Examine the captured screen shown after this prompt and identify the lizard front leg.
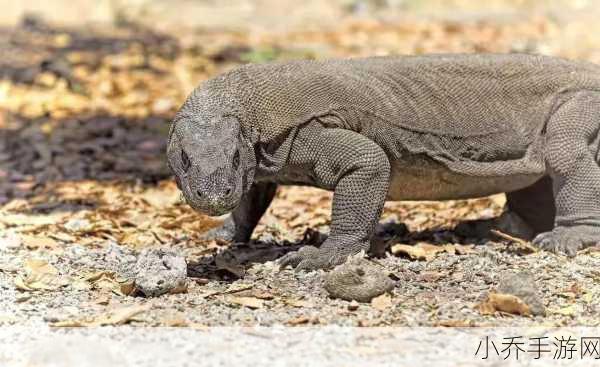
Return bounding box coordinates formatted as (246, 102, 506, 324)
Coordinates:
(279, 122, 391, 271)
(201, 182, 277, 242)
(533, 92, 600, 256)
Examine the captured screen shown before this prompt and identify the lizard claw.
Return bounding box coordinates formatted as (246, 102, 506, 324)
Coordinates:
(278, 246, 321, 271)
(532, 226, 600, 257)
(278, 245, 340, 272)
(278, 250, 307, 269)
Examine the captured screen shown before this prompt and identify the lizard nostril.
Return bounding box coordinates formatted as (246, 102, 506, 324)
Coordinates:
(224, 187, 232, 197)
(196, 190, 204, 198)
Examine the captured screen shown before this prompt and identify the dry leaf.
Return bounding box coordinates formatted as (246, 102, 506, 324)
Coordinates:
(84, 271, 135, 296)
(476, 292, 531, 316)
(391, 243, 446, 261)
(51, 305, 149, 327)
(140, 188, 180, 208)
(120, 231, 158, 248)
(0, 213, 64, 227)
(490, 230, 538, 255)
(15, 258, 67, 291)
(21, 235, 60, 251)
(161, 312, 188, 327)
(286, 316, 310, 325)
(94, 294, 111, 305)
(551, 305, 576, 316)
(284, 298, 314, 308)
(371, 293, 392, 311)
(235, 289, 275, 300)
(435, 319, 475, 327)
(454, 244, 476, 255)
(228, 296, 264, 309)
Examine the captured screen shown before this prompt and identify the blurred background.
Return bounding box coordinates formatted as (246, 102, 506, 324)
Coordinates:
(2, 0, 600, 247)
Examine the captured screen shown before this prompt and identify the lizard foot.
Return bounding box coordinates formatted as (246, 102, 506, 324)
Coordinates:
(532, 226, 600, 257)
(278, 243, 360, 272)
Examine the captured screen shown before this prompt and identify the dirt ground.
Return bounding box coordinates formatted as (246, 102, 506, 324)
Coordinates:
(1, 5, 600, 329)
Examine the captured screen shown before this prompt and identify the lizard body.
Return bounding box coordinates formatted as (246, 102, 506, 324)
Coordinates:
(167, 53, 600, 270)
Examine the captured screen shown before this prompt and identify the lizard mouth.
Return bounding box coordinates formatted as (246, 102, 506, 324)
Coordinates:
(181, 190, 238, 217)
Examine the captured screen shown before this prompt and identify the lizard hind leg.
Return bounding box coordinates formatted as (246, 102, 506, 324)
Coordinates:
(454, 177, 554, 241)
(504, 175, 555, 238)
(532, 91, 600, 256)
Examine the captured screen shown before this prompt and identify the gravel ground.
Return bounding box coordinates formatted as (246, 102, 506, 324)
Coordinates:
(2, 198, 599, 329)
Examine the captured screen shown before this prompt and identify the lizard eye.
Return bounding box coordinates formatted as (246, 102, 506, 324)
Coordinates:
(232, 149, 240, 170)
(181, 149, 191, 172)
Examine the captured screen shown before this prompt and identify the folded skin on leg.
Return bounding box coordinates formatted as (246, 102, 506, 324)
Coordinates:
(278, 122, 391, 271)
(532, 92, 600, 256)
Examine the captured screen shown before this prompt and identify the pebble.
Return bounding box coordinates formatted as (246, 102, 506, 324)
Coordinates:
(497, 270, 546, 316)
(347, 300, 360, 311)
(134, 248, 188, 297)
(324, 256, 395, 303)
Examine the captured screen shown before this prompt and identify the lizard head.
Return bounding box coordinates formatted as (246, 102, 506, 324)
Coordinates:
(167, 112, 256, 217)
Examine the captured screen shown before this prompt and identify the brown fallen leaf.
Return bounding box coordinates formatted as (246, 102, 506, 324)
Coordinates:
(0, 213, 65, 227)
(94, 294, 111, 306)
(227, 296, 264, 309)
(550, 304, 577, 316)
(490, 230, 538, 255)
(435, 319, 476, 327)
(371, 293, 392, 311)
(284, 298, 315, 308)
(286, 316, 311, 325)
(476, 292, 531, 316)
(201, 284, 254, 298)
(15, 258, 67, 291)
(236, 289, 275, 300)
(51, 305, 149, 327)
(140, 188, 180, 208)
(84, 271, 135, 296)
(454, 244, 476, 255)
(20, 235, 60, 251)
(161, 312, 188, 327)
(391, 243, 446, 261)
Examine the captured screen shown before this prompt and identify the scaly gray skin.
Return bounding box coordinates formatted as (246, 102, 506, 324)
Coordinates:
(167, 53, 600, 271)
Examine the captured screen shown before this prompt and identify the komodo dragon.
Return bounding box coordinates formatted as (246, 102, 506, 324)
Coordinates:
(167, 53, 600, 271)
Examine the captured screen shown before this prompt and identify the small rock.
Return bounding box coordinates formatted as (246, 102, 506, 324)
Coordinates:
(134, 248, 188, 297)
(43, 311, 67, 323)
(497, 271, 546, 316)
(104, 242, 137, 278)
(324, 255, 395, 302)
(347, 300, 359, 311)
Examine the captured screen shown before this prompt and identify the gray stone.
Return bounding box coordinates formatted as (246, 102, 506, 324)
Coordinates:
(324, 256, 395, 302)
(497, 270, 546, 316)
(134, 248, 187, 297)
